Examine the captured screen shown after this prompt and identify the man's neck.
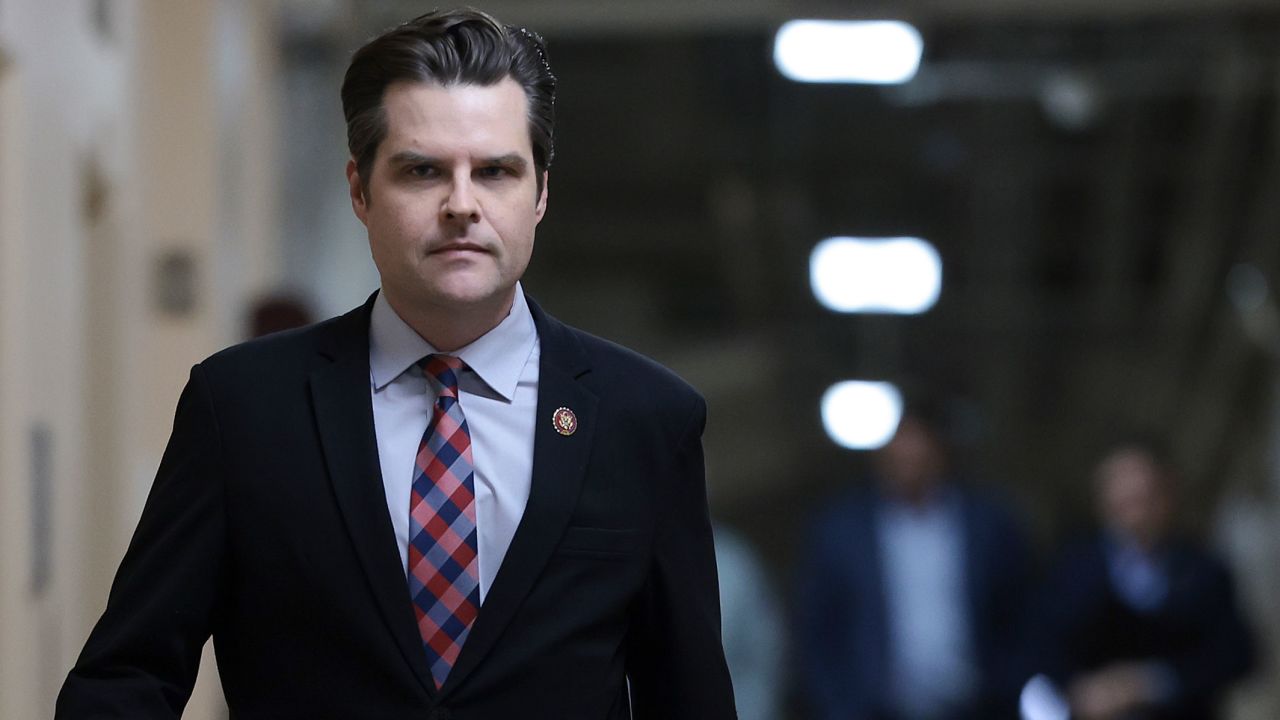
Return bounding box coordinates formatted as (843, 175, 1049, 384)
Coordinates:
(885, 479, 946, 511)
(383, 289, 516, 352)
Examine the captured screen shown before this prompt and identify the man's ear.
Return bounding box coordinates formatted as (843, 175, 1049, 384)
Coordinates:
(346, 158, 369, 224)
(534, 171, 549, 223)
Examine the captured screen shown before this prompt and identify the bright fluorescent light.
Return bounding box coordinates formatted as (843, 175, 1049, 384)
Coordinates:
(821, 381, 903, 450)
(774, 20, 923, 85)
(810, 236, 942, 314)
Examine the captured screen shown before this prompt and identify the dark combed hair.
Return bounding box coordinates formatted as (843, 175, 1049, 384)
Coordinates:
(341, 7, 557, 196)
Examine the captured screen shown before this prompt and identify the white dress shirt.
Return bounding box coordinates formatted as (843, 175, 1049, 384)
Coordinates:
(877, 490, 978, 720)
(369, 285, 540, 601)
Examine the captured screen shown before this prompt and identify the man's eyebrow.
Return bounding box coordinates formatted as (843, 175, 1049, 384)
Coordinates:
(485, 154, 528, 170)
(385, 151, 528, 170)
(387, 150, 436, 165)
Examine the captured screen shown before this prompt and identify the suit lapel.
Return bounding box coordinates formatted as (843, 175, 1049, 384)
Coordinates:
(441, 297, 598, 695)
(309, 296, 438, 699)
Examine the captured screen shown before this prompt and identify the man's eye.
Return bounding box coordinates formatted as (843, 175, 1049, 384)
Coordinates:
(478, 166, 511, 179)
(408, 165, 439, 178)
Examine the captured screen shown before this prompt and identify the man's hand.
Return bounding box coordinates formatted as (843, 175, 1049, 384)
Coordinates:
(1068, 663, 1161, 720)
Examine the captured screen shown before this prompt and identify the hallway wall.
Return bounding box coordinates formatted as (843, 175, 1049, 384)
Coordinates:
(0, 1, 281, 716)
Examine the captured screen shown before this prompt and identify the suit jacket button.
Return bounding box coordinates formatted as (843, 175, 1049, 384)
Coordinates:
(429, 708, 452, 720)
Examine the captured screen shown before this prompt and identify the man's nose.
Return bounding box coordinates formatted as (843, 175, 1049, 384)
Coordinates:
(442, 172, 480, 223)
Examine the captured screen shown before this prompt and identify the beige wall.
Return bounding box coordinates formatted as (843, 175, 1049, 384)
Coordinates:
(0, 39, 36, 720)
(0, 0, 280, 717)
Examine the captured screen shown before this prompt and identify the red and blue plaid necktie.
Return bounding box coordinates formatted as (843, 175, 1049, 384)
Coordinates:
(408, 354, 480, 688)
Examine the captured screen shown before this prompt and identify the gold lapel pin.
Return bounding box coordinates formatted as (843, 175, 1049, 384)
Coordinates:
(552, 407, 578, 436)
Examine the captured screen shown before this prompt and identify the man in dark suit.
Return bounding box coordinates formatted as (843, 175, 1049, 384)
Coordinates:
(1022, 441, 1255, 720)
(795, 406, 1031, 720)
(56, 8, 736, 719)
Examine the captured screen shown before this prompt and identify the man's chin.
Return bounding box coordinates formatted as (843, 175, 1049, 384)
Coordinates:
(421, 284, 515, 314)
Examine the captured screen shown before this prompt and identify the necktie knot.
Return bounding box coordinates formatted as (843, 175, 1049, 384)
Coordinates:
(419, 354, 466, 399)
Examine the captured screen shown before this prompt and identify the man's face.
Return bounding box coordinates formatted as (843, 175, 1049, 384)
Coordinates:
(348, 78, 547, 318)
(1096, 447, 1173, 548)
(876, 417, 947, 503)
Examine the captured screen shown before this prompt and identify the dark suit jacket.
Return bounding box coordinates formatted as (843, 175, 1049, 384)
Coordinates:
(1025, 533, 1256, 720)
(57, 294, 736, 720)
(794, 486, 1031, 720)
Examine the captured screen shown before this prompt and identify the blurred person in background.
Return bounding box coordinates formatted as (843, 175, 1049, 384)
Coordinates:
(247, 293, 314, 338)
(1021, 440, 1256, 720)
(795, 400, 1032, 720)
(715, 523, 786, 720)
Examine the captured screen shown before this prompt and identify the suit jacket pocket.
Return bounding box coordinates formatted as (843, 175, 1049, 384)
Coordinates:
(556, 526, 643, 558)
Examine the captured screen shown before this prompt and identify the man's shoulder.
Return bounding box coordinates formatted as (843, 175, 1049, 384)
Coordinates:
(536, 306, 702, 408)
(205, 318, 336, 366)
(811, 488, 879, 530)
(1048, 531, 1110, 576)
(198, 304, 365, 385)
(578, 328, 698, 398)
(954, 484, 1025, 529)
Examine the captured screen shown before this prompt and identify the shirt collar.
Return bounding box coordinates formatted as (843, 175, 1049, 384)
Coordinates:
(879, 483, 960, 518)
(369, 283, 537, 401)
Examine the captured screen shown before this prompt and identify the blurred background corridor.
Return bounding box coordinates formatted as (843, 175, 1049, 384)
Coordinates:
(3, 0, 1280, 718)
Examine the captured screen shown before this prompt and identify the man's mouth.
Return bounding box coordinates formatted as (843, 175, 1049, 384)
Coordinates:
(429, 242, 488, 255)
